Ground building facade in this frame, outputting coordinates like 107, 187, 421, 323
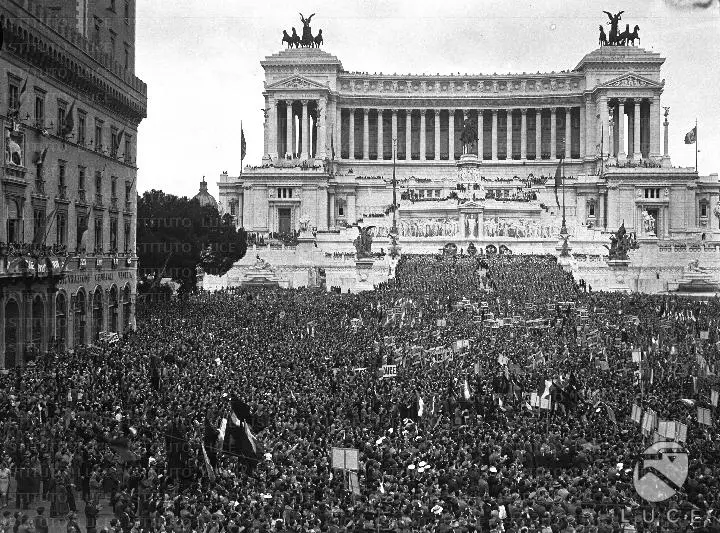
219, 42, 719, 245
1, 0, 147, 368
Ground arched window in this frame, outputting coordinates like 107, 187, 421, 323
74, 290, 86, 347
109, 286, 119, 333
123, 285, 132, 332
56, 293, 67, 350
4, 300, 20, 368
92, 287, 104, 341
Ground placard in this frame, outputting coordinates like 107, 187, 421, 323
381, 365, 397, 378
697, 407, 712, 426
331, 447, 359, 471
631, 404, 642, 424
676, 422, 688, 443
711, 390, 719, 408
631, 350, 641, 363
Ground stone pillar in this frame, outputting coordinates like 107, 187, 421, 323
268, 97, 278, 160
459, 212, 466, 238
419, 110, 426, 161
347, 193, 356, 224
318, 97, 327, 159
391, 109, 399, 152
405, 110, 412, 160
618, 100, 626, 162
377, 109, 384, 160
237, 191, 244, 228
434, 110, 441, 160
535, 109, 542, 160
477, 110, 484, 159
334, 104, 341, 159
633, 101, 642, 160
329, 192, 335, 228
301, 100, 310, 160
565, 107, 572, 159
520, 109, 527, 160
491, 109, 498, 160
650, 95, 661, 159
363, 108, 370, 160
600, 96, 610, 159
263, 95, 270, 157
663, 108, 669, 158
448, 109, 455, 161
285, 101, 293, 158
506, 109, 513, 160
579, 102, 586, 158
348, 108, 355, 160
550, 107, 557, 159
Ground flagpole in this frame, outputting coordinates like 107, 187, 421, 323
240, 120, 244, 176
695, 118, 698, 173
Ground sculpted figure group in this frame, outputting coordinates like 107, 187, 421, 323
282, 13, 323, 48
599, 11, 640, 47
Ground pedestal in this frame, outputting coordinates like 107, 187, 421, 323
459, 152, 479, 162
606, 259, 632, 292
354, 258, 375, 292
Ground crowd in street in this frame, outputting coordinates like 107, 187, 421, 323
1, 254, 719, 533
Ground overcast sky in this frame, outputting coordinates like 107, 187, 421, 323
135, 0, 720, 200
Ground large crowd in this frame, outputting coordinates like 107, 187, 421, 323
1, 254, 719, 533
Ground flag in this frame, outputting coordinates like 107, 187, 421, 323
463, 379, 471, 400
241, 127, 247, 161
684, 126, 696, 144
553, 157, 563, 209
35, 146, 49, 166
606, 405, 617, 425
223, 400, 262, 468
331, 126, 335, 160
115, 128, 125, 152
417, 394, 425, 417
62, 100, 76, 136
201, 442, 216, 482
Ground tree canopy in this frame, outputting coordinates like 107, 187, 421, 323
137, 190, 246, 292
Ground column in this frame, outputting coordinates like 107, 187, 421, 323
328, 192, 335, 228
391, 109, 398, 150
434, 110, 441, 160
300, 100, 309, 160
363, 108, 370, 160
419, 110, 426, 161
506, 109, 513, 160
237, 191, 244, 228
633, 101, 641, 160
550, 108, 557, 159
318, 97, 327, 159
285, 101, 293, 158
565, 107, 572, 159
579, 102, 586, 159
520, 109, 527, 160
491, 109, 498, 160
334, 103, 341, 159
448, 110, 455, 160
477, 110, 484, 159
600, 96, 610, 160
663, 108, 669, 158
348, 108, 355, 160
650, 95, 661, 159
268, 97, 278, 159
377, 109, 384, 160
263, 95, 270, 157
535, 109, 542, 160
459, 212, 466, 238
405, 110, 412, 160
618, 100, 626, 161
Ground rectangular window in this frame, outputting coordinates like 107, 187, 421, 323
124, 46, 130, 69
35, 94, 45, 126
76, 214, 87, 250
124, 221, 131, 252
111, 176, 118, 198
7, 218, 22, 243
125, 180, 132, 201
230, 202, 237, 216
56, 212, 67, 246
288, 188, 292, 199
124, 135, 132, 161
78, 166, 86, 191
110, 218, 118, 251
8, 79, 20, 111
57, 101, 67, 136
94, 216, 104, 251
78, 112, 86, 144
701, 203, 707, 217
110, 128, 118, 157
33, 208, 46, 244
95, 171, 103, 198
95, 119, 103, 151
109, 31, 117, 57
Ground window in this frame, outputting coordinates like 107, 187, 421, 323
57, 101, 67, 135
33, 208, 46, 244
76, 214, 88, 250
338, 203, 345, 216
56, 212, 67, 246
110, 128, 118, 157
78, 111, 86, 144
124, 221, 131, 252
644, 188, 661, 199
230, 201, 237, 216
109, 31, 117, 58
589, 203, 596, 217
110, 218, 118, 251
58, 161, 67, 197
95, 119, 103, 151
34, 93, 45, 126
8, 78, 20, 111
124, 45, 130, 69
95, 171, 103, 199
94, 216, 104, 251
111, 176, 118, 198
700, 202, 708, 217
124, 135, 132, 161
125, 180, 132, 201
78, 166, 86, 192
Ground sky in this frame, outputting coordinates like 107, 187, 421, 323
135, 0, 720, 200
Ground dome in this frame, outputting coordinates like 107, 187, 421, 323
193, 177, 217, 209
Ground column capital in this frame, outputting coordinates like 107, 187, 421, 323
347, 106, 356, 112
419, 109, 427, 116
491, 109, 498, 115
449, 109, 456, 116
361, 108, 368, 115
300, 99, 309, 106
520, 108, 528, 115
434, 109, 441, 116
391, 108, 399, 115
549, 107, 557, 113
283, 99, 294, 106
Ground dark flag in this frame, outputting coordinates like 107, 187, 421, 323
223, 404, 262, 469
241, 127, 247, 162
62, 100, 76, 136
553, 157, 563, 209
166, 418, 192, 484
35, 146, 49, 167
96, 433, 138, 464
115, 128, 125, 154
203, 416, 220, 468
230, 398, 252, 424
684, 126, 696, 144
331, 126, 335, 160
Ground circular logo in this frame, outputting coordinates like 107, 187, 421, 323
633, 441, 688, 502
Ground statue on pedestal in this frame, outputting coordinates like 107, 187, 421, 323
459, 118, 478, 154
354, 226, 375, 259
605, 222, 637, 260
642, 210, 656, 235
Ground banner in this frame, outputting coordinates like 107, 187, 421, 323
381, 365, 397, 378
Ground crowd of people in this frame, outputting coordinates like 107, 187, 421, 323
1, 254, 719, 532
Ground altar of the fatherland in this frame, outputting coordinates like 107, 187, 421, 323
204, 26, 720, 294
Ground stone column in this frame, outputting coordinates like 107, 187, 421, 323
363, 108, 370, 160
434, 110, 441, 160
329, 191, 335, 228
650, 95, 661, 159
448, 109, 455, 160
237, 191, 244, 228
419, 110, 426, 161
550, 107, 557, 159
600, 96, 610, 159
334, 104, 341, 159
348, 108, 355, 160
564, 107, 572, 159
318, 97, 327, 159
391, 109, 399, 151
618, 100, 626, 162
459, 212, 467, 238
377, 109, 384, 160
579, 102, 586, 159
535, 109, 542, 160
491, 109, 498, 160
477, 110, 484, 159
268, 97, 278, 160
520, 109, 527, 160
263, 95, 270, 157
285, 101, 293, 158
300, 100, 310, 160
405, 110, 412, 160
633, 101, 641, 160
506, 109, 513, 160
663, 108, 669, 158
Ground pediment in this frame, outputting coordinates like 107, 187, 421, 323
267, 75, 328, 91
600, 73, 662, 89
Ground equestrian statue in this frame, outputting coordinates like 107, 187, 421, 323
281, 14, 324, 48
599, 11, 640, 47
459, 118, 478, 154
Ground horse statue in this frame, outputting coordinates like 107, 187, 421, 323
626, 25, 640, 46
282, 30, 294, 48
603, 10, 624, 45
599, 25, 607, 46
616, 24, 630, 46
459, 118, 478, 154
313, 29, 323, 48
291, 27, 300, 48
299, 12, 315, 48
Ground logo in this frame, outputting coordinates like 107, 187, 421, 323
633, 441, 688, 502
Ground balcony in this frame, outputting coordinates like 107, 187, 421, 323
77, 189, 88, 204
57, 184, 68, 200
94, 193, 104, 207
33, 180, 46, 195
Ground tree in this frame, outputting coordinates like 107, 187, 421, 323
137, 190, 247, 292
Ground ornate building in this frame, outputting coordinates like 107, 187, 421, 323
1, 0, 147, 367
213, 25, 720, 292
